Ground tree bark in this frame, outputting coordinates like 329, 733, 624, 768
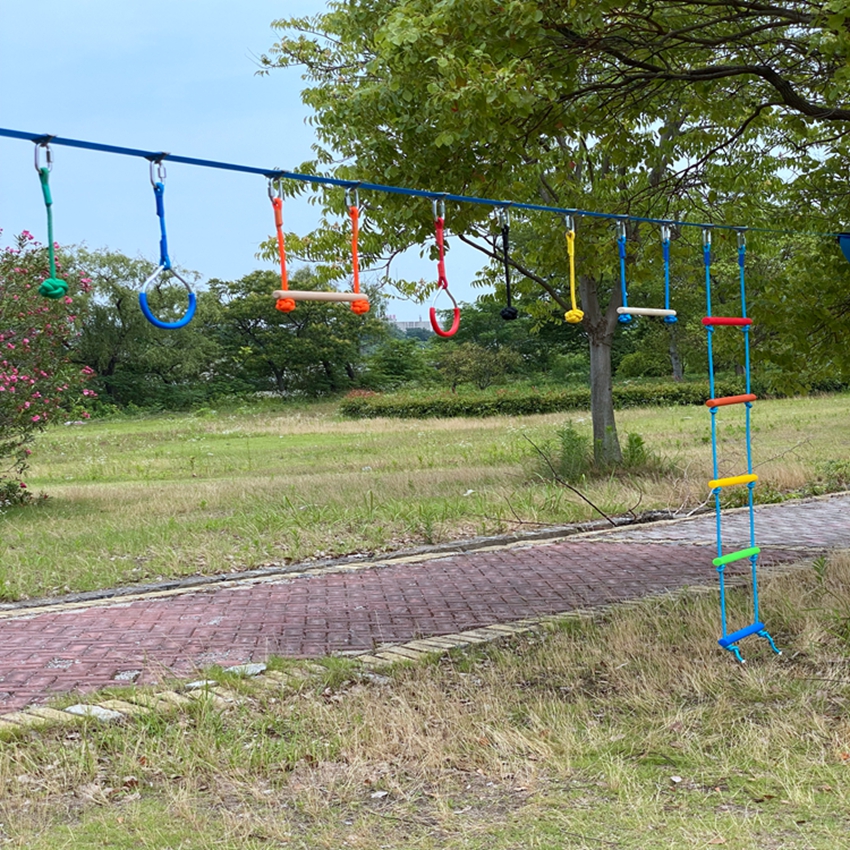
579, 273, 623, 467
668, 323, 684, 381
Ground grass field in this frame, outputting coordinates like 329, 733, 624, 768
1, 393, 849, 600
0, 552, 848, 848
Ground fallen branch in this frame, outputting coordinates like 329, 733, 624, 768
625, 485, 644, 519
523, 434, 616, 526
754, 438, 811, 469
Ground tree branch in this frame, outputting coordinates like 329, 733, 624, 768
523, 435, 617, 526
457, 234, 571, 311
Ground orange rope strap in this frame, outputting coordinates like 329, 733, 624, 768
348, 198, 369, 315
270, 181, 295, 313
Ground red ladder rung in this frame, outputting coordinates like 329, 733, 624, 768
705, 393, 757, 408
702, 316, 752, 326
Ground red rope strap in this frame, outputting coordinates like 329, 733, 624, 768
429, 216, 460, 337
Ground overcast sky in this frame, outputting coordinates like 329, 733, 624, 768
0, 1, 481, 320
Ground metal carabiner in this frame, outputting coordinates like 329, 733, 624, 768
617, 219, 628, 242
565, 214, 575, 234
432, 197, 446, 221
703, 227, 712, 248
661, 224, 671, 243
149, 157, 167, 188
736, 228, 747, 250
498, 204, 511, 228
268, 176, 283, 201
34, 139, 54, 173
345, 186, 360, 210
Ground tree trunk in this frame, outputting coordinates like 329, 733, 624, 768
668, 323, 684, 381
579, 273, 623, 467
270, 363, 286, 395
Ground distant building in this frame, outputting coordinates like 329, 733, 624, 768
386, 315, 433, 333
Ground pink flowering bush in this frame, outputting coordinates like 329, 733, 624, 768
0, 230, 95, 505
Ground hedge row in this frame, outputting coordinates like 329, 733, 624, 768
339, 381, 747, 419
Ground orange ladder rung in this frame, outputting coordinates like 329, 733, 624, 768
705, 393, 757, 408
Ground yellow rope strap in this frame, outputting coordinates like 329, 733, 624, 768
563, 229, 584, 324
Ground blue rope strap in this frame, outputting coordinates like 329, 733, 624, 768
617, 225, 631, 323
662, 231, 676, 323
139, 166, 196, 330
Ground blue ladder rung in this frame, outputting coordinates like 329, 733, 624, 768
718, 622, 765, 648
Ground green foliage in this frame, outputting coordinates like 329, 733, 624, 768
436, 300, 587, 373
623, 432, 650, 469
1, 231, 94, 490
339, 380, 744, 419
432, 341, 521, 390
617, 347, 671, 379
71, 251, 389, 409
0, 478, 46, 510
816, 459, 850, 492
260, 1, 794, 465
533, 424, 666, 483
363, 337, 431, 389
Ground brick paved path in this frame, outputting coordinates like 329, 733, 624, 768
0, 494, 846, 712
600, 495, 850, 549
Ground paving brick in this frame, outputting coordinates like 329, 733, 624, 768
65, 704, 124, 722
382, 647, 427, 660
402, 640, 454, 653
151, 691, 193, 708
25, 706, 83, 725
443, 633, 490, 644
0, 711, 53, 729
184, 690, 231, 709
353, 654, 393, 666
96, 699, 152, 717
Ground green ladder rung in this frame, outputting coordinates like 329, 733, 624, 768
713, 546, 760, 568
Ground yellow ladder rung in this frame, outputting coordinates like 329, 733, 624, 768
708, 473, 758, 490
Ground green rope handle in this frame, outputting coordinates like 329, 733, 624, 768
37, 166, 68, 300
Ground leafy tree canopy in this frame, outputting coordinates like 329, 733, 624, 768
260, 0, 850, 460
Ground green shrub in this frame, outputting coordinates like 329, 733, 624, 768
339, 380, 746, 419
616, 349, 670, 378
622, 432, 648, 468
554, 421, 593, 482
817, 459, 850, 491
